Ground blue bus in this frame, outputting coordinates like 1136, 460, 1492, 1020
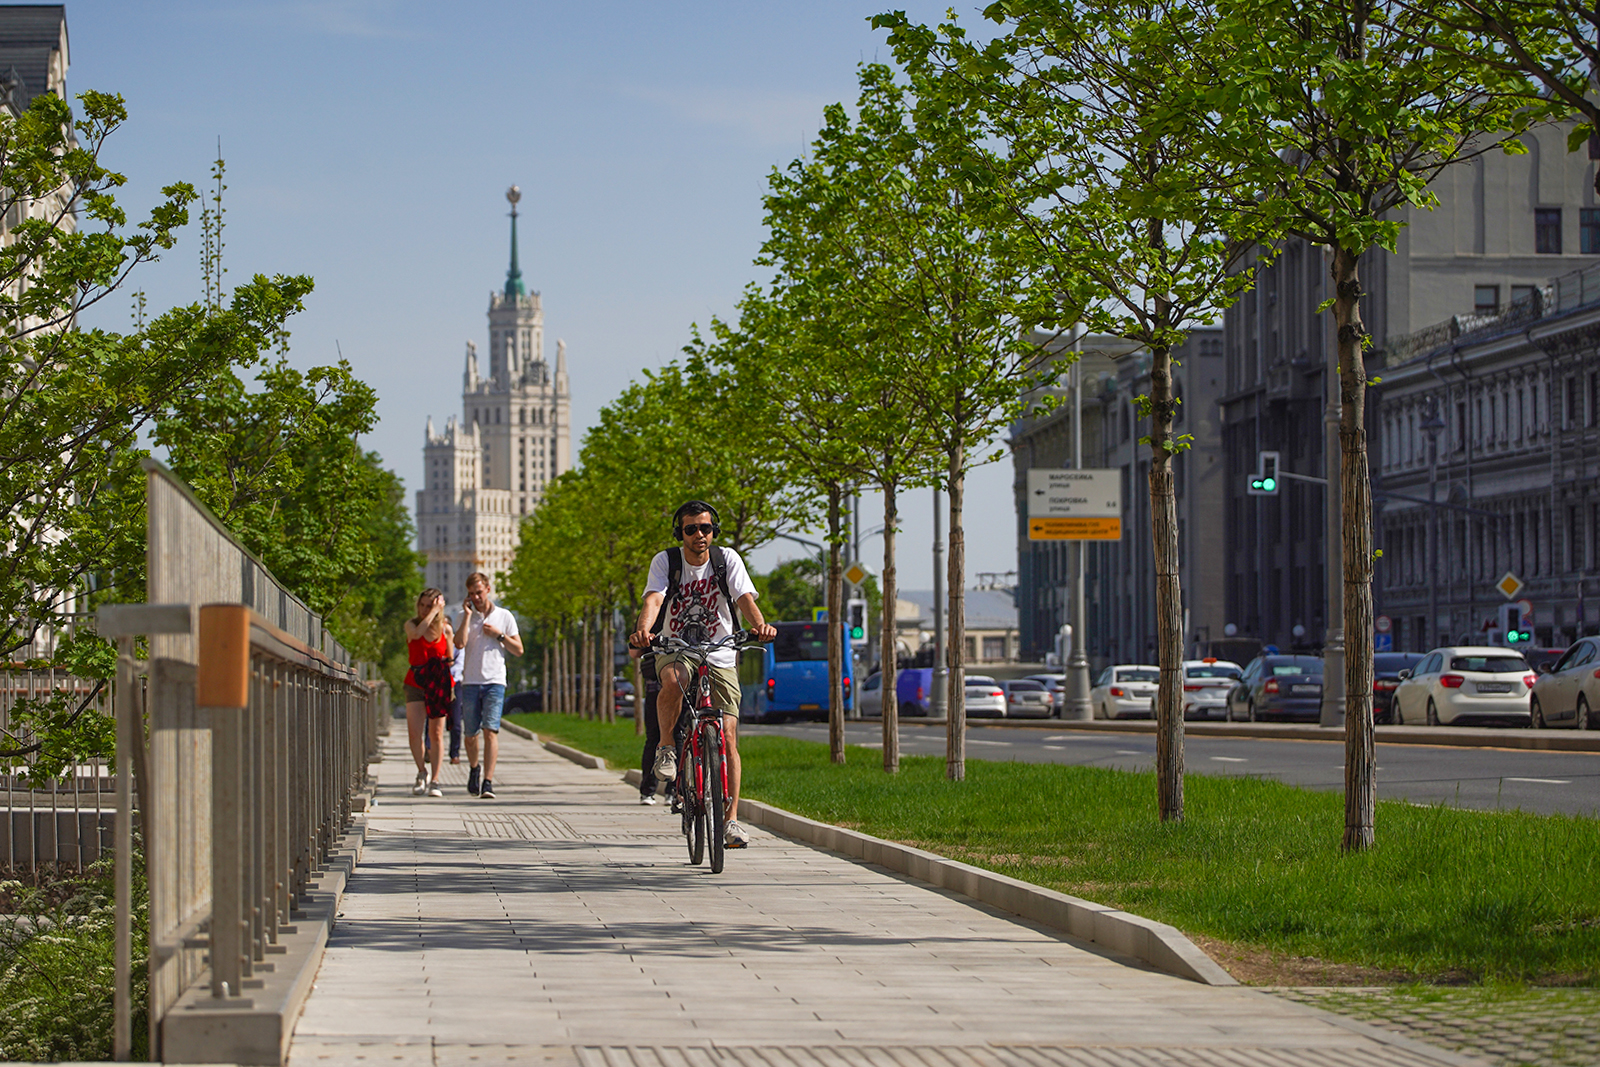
739, 620, 854, 723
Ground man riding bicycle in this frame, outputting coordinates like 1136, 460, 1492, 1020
630, 500, 775, 849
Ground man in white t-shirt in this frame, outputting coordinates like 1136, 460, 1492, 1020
454, 571, 522, 799
630, 501, 774, 848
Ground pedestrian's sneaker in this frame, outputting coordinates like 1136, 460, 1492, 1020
467, 765, 481, 796
479, 779, 496, 799
640, 792, 658, 805
427, 780, 443, 798
412, 773, 427, 796
725, 820, 750, 849
652, 745, 677, 781
669, 794, 683, 815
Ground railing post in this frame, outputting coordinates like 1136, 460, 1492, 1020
113, 636, 136, 1061
199, 605, 250, 998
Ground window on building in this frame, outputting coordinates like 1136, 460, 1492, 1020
1584, 209, 1600, 254
1474, 285, 1499, 314
1568, 377, 1580, 429
1511, 285, 1539, 308
1571, 507, 1584, 572
1455, 401, 1467, 452
1536, 209, 1562, 254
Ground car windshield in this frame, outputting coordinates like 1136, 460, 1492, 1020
1116, 670, 1158, 683
966, 676, 998, 688
773, 624, 829, 662
1449, 655, 1528, 674
1373, 654, 1423, 673
1008, 681, 1044, 691
1267, 657, 1323, 675
1186, 666, 1239, 679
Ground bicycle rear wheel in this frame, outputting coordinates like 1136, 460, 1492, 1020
705, 722, 727, 874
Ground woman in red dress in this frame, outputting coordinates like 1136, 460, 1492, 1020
403, 588, 455, 796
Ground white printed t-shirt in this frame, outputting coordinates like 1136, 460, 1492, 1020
461, 604, 519, 686
645, 547, 757, 669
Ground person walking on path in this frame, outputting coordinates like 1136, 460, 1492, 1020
629, 500, 773, 847
403, 588, 455, 797
456, 571, 522, 799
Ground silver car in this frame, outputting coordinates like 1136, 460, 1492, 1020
1001, 679, 1054, 718
964, 675, 1008, 718
1530, 639, 1598, 729
1180, 659, 1241, 721
1024, 673, 1067, 714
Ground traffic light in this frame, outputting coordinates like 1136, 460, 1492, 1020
1247, 451, 1280, 495
846, 598, 868, 642
1497, 603, 1532, 646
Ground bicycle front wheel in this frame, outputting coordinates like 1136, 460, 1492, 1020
705, 722, 726, 874
687, 741, 706, 866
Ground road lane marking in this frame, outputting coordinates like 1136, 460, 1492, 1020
968, 739, 1009, 745
1504, 776, 1570, 784
1210, 756, 1248, 763
1115, 750, 1143, 755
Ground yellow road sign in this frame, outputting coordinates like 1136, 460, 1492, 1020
1029, 517, 1122, 541
843, 562, 869, 586
1496, 571, 1524, 600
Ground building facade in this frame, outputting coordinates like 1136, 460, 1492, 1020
1010, 327, 1228, 667
1374, 262, 1600, 651
417, 188, 571, 594
1219, 123, 1599, 650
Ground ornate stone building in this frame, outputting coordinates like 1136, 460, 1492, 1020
417, 188, 571, 594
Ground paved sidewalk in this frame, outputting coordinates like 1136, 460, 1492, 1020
288, 728, 1485, 1067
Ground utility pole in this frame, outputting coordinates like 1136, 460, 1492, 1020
1422, 398, 1446, 648
1065, 344, 1094, 720
932, 486, 946, 718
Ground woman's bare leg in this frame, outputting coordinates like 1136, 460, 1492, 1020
427, 716, 445, 782
407, 702, 427, 773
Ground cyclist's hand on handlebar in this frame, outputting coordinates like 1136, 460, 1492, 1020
628, 629, 651, 649
745, 624, 776, 644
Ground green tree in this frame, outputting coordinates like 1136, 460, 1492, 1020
1194, 0, 1552, 849
755, 556, 825, 622
891, 0, 1280, 817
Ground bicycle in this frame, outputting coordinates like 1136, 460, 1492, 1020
649, 628, 765, 874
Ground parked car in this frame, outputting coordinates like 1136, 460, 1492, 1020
1392, 646, 1533, 726
858, 671, 884, 717
1371, 652, 1425, 724
614, 678, 636, 717
739, 620, 855, 723
964, 674, 1008, 718
1530, 637, 1599, 729
1090, 664, 1159, 719
1000, 678, 1054, 718
1523, 647, 1567, 675
504, 689, 543, 714
1179, 659, 1240, 720
1226, 654, 1324, 722
1024, 673, 1067, 715
895, 667, 937, 716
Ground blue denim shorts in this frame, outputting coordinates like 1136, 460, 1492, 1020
461, 683, 505, 735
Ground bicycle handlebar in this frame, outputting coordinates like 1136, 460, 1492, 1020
648, 629, 769, 656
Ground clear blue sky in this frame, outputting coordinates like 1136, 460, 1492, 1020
70, 0, 1018, 589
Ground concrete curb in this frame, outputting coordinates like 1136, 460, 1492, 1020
499, 722, 609, 769
611, 765, 1232, 988
877, 717, 1600, 752
161, 816, 366, 1065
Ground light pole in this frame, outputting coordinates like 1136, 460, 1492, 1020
1065, 348, 1094, 720
1421, 397, 1446, 648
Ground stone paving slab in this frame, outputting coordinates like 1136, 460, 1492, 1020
288, 730, 1486, 1067
1271, 987, 1600, 1066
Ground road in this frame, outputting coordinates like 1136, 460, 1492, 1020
745, 720, 1600, 817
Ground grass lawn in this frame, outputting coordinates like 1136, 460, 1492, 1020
507, 712, 1600, 984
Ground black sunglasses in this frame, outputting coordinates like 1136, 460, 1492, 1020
681, 523, 717, 536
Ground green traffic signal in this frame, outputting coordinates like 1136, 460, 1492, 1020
850, 626, 865, 640
1260, 477, 1276, 492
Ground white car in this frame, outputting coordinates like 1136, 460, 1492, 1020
1529, 638, 1598, 729
1180, 659, 1241, 721
1091, 664, 1159, 719
1392, 646, 1534, 726
858, 671, 884, 717
964, 675, 1008, 718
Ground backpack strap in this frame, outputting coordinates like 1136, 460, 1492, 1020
649, 547, 683, 637
710, 546, 734, 613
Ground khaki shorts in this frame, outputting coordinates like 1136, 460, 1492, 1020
654, 654, 740, 715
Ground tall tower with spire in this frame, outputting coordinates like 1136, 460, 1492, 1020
417, 187, 574, 593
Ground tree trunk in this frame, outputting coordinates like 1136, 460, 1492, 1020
946, 441, 967, 783
1333, 242, 1377, 851
1147, 335, 1186, 823
559, 626, 571, 715
581, 614, 594, 720
600, 605, 614, 724
827, 483, 846, 764
881, 480, 900, 774
542, 636, 551, 716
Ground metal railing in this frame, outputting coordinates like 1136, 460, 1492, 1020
0, 661, 111, 871
99, 459, 386, 1062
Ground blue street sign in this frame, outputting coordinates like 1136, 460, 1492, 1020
1374, 632, 1393, 652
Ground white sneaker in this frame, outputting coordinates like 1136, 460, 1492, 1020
725, 820, 750, 849
427, 781, 443, 797
652, 746, 677, 781
640, 793, 658, 805
411, 773, 427, 796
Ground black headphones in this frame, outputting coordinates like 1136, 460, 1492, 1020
672, 500, 721, 540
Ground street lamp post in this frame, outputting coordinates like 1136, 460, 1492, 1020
1421, 397, 1447, 648
1065, 350, 1094, 720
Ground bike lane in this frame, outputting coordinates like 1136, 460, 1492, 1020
287, 727, 1485, 1067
